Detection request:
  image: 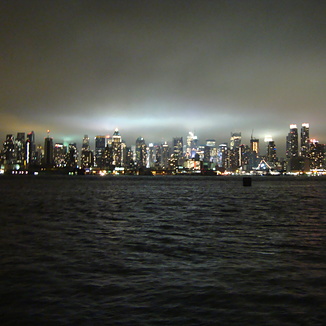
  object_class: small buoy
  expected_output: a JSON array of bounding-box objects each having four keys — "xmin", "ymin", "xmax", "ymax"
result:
[{"xmin": 243, "ymin": 177, "xmax": 252, "ymax": 186}]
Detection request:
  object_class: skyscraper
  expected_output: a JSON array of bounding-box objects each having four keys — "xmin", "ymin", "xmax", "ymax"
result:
[
  {"xmin": 67, "ymin": 143, "xmax": 78, "ymax": 168},
  {"xmin": 230, "ymin": 132, "xmax": 241, "ymax": 150},
  {"xmin": 82, "ymin": 135, "xmax": 90, "ymax": 151},
  {"xmin": 161, "ymin": 141, "xmax": 170, "ymax": 170},
  {"xmin": 81, "ymin": 135, "xmax": 93, "ymax": 169},
  {"xmin": 217, "ymin": 143, "xmax": 228, "ymax": 169},
  {"xmin": 286, "ymin": 124, "xmax": 299, "ymax": 158},
  {"xmin": 54, "ymin": 143, "xmax": 67, "ymax": 167},
  {"xmin": 26, "ymin": 131, "xmax": 35, "ymax": 166},
  {"xmin": 265, "ymin": 136, "xmax": 277, "ymax": 163},
  {"xmin": 15, "ymin": 132, "xmax": 25, "ymax": 167},
  {"xmin": 173, "ymin": 137, "xmax": 183, "ymax": 160},
  {"xmin": 136, "ymin": 137, "xmax": 147, "ymax": 168},
  {"xmin": 170, "ymin": 137, "xmax": 183, "ymax": 170},
  {"xmin": 301, "ymin": 123, "xmax": 310, "ymax": 158},
  {"xmin": 94, "ymin": 135, "xmax": 106, "ymax": 168},
  {"xmin": 206, "ymin": 139, "xmax": 217, "ymax": 164},
  {"xmin": 3, "ymin": 134, "xmax": 15, "ymax": 166},
  {"xmin": 229, "ymin": 132, "xmax": 241, "ymax": 170},
  {"xmin": 43, "ymin": 132, "xmax": 54, "ymax": 167},
  {"xmin": 250, "ymin": 138, "xmax": 259, "ymax": 155},
  {"xmin": 186, "ymin": 132, "xmax": 198, "ymax": 158},
  {"xmin": 112, "ymin": 128, "xmax": 125, "ymax": 167},
  {"xmin": 147, "ymin": 143, "xmax": 156, "ymax": 168},
  {"xmin": 309, "ymin": 139, "xmax": 324, "ymax": 170}
]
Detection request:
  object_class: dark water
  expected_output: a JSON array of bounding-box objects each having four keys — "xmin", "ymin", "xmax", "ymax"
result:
[{"xmin": 1, "ymin": 175, "xmax": 325, "ymax": 325}]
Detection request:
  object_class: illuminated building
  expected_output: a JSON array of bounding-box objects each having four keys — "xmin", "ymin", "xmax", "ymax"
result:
[
  {"xmin": 250, "ymin": 138, "xmax": 259, "ymax": 155},
  {"xmin": 136, "ymin": 137, "xmax": 147, "ymax": 168},
  {"xmin": 111, "ymin": 128, "xmax": 126, "ymax": 167},
  {"xmin": 309, "ymin": 139, "xmax": 324, "ymax": 170},
  {"xmin": 147, "ymin": 143, "xmax": 156, "ymax": 168},
  {"xmin": 161, "ymin": 141, "xmax": 170, "ymax": 170},
  {"xmin": 169, "ymin": 137, "xmax": 184, "ymax": 171},
  {"xmin": 82, "ymin": 135, "xmax": 90, "ymax": 151},
  {"xmin": 186, "ymin": 132, "xmax": 198, "ymax": 158},
  {"xmin": 15, "ymin": 133, "xmax": 25, "ymax": 167},
  {"xmin": 35, "ymin": 144, "xmax": 44, "ymax": 166},
  {"xmin": 229, "ymin": 132, "xmax": 241, "ymax": 171},
  {"xmin": 173, "ymin": 137, "xmax": 183, "ymax": 157},
  {"xmin": 286, "ymin": 124, "xmax": 299, "ymax": 158},
  {"xmin": 3, "ymin": 134, "xmax": 16, "ymax": 167},
  {"xmin": 67, "ymin": 143, "xmax": 78, "ymax": 168},
  {"xmin": 249, "ymin": 137, "xmax": 260, "ymax": 169},
  {"xmin": 301, "ymin": 123, "xmax": 310, "ymax": 158},
  {"xmin": 124, "ymin": 146, "xmax": 134, "ymax": 170},
  {"xmin": 26, "ymin": 131, "xmax": 36, "ymax": 166},
  {"xmin": 94, "ymin": 135, "xmax": 106, "ymax": 168},
  {"xmin": 240, "ymin": 144, "xmax": 251, "ymax": 170},
  {"xmin": 265, "ymin": 136, "xmax": 277, "ymax": 163},
  {"xmin": 203, "ymin": 145, "xmax": 211, "ymax": 163},
  {"xmin": 206, "ymin": 139, "xmax": 217, "ymax": 164},
  {"xmin": 230, "ymin": 132, "xmax": 241, "ymax": 150},
  {"xmin": 217, "ymin": 143, "xmax": 228, "ymax": 169},
  {"xmin": 43, "ymin": 132, "xmax": 54, "ymax": 167},
  {"xmin": 54, "ymin": 143, "xmax": 67, "ymax": 167},
  {"xmin": 81, "ymin": 135, "xmax": 93, "ymax": 168}
]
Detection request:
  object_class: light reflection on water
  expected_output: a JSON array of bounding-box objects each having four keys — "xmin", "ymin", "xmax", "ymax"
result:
[{"xmin": 1, "ymin": 175, "xmax": 325, "ymax": 325}]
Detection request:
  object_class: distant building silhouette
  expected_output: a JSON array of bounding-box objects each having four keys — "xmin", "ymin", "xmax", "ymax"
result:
[
  {"xmin": 301, "ymin": 123, "xmax": 310, "ymax": 158},
  {"xmin": 286, "ymin": 124, "xmax": 299, "ymax": 158},
  {"xmin": 43, "ymin": 133, "xmax": 54, "ymax": 168}
]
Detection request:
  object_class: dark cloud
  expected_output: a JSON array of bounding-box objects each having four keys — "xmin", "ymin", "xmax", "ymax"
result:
[{"xmin": 1, "ymin": 0, "xmax": 326, "ymax": 154}]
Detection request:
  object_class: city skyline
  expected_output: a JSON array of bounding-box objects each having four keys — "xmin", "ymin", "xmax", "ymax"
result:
[
  {"xmin": 1, "ymin": 1, "xmax": 326, "ymax": 152},
  {"xmin": 2, "ymin": 121, "xmax": 325, "ymax": 175},
  {"xmin": 1, "ymin": 121, "xmax": 323, "ymax": 157}
]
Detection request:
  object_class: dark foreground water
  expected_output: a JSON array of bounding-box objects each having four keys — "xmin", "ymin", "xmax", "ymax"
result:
[{"xmin": 1, "ymin": 175, "xmax": 325, "ymax": 325}]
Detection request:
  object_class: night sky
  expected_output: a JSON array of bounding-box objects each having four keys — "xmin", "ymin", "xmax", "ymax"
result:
[{"xmin": 1, "ymin": 0, "xmax": 325, "ymax": 156}]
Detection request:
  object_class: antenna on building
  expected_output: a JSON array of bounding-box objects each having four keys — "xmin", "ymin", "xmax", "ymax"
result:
[{"xmin": 251, "ymin": 129, "xmax": 254, "ymax": 139}]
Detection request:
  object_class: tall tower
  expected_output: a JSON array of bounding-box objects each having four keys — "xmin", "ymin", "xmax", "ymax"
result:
[
  {"xmin": 3, "ymin": 134, "xmax": 16, "ymax": 166},
  {"xmin": 26, "ymin": 131, "xmax": 35, "ymax": 166},
  {"xmin": 43, "ymin": 131, "xmax": 54, "ymax": 168},
  {"xmin": 82, "ymin": 135, "xmax": 90, "ymax": 151},
  {"xmin": 136, "ymin": 137, "xmax": 147, "ymax": 168},
  {"xmin": 173, "ymin": 137, "xmax": 183, "ymax": 160},
  {"xmin": 112, "ymin": 128, "xmax": 125, "ymax": 167},
  {"xmin": 54, "ymin": 143, "xmax": 67, "ymax": 167},
  {"xmin": 186, "ymin": 132, "xmax": 198, "ymax": 158},
  {"xmin": 230, "ymin": 132, "xmax": 241, "ymax": 150},
  {"xmin": 94, "ymin": 136, "xmax": 106, "ymax": 168},
  {"xmin": 15, "ymin": 133, "xmax": 25, "ymax": 166},
  {"xmin": 218, "ymin": 143, "xmax": 228, "ymax": 169},
  {"xmin": 67, "ymin": 143, "xmax": 78, "ymax": 168},
  {"xmin": 229, "ymin": 132, "xmax": 241, "ymax": 170},
  {"xmin": 265, "ymin": 136, "xmax": 277, "ymax": 163},
  {"xmin": 309, "ymin": 139, "xmax": 324, "ymax": 169},
  {"xmin": 161, "ymin": 141, "xmax": 170, "ymax": 170},
  {"xmin": 286, "ymin": 124, "xmax": 299, "ymax": 158},
  {"xmin": 81, "ymin": 135, "xmax": 93, "ymax": 169},
  {"xmin": 301, "ymin": 123, "xmax": 310, "ymax": 158},
  {"xmin": 250, "ymin": 138, "xmax": 259, "ymax": 155}
]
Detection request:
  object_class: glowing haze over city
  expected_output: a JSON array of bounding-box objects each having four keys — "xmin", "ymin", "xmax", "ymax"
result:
[{"xmin": 1, "ymin": 0, "xmax": 326, "ymax": 156}]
